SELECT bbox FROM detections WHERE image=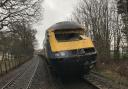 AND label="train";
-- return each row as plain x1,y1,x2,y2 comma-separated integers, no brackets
43,21,97,77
